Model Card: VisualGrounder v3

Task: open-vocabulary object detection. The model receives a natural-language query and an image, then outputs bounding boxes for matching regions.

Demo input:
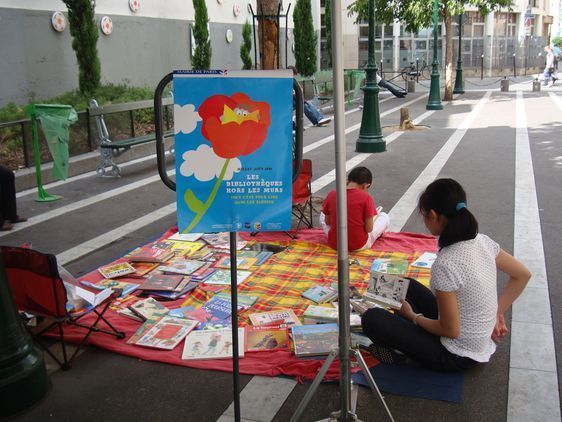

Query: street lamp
[356,0,385,153]
[453,8,465,94]
[426,0,443,110]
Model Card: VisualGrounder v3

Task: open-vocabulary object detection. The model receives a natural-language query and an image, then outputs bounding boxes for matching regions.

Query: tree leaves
[184,189,205,214]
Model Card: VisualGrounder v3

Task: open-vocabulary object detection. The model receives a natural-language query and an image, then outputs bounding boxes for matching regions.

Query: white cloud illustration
[174,104,201,135]
[180,144,241,182]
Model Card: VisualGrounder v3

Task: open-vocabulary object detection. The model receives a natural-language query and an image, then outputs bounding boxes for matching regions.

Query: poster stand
[154,72,304,422]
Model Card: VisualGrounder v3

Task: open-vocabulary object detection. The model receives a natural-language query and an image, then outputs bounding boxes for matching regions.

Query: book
[82,279,140,298]
[248,309,302,326]
[411,252,437,269]
[370,258,409,275]
[128,261,160,278]
[128,246,175,263]
[214,292,258,310]
[291,324,339,358]
[189,263,216,282]
[364,266,411,310]
[303,304,362,329]
[159,258,206,275]
[246,326,289,352]
[139,274,185,292]
[189,246,214,261]
[135,316,199,350]
[98,262,136,279]
[167,305,195,318]
[301,285,338,304]
[238,250,274,266]
[213,256,258,270]
[127,297,169,321]
[143,280,199,300]
[201,233,247,250]
[182,328,245,360]
[168,232,204,242]
[167,240,205,257]
[203,270,252,285]
[74,283,113,306]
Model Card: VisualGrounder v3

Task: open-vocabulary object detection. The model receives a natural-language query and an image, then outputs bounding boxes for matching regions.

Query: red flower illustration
[198,93,271,159]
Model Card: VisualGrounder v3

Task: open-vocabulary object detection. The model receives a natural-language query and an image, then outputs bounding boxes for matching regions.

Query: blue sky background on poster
[173,71,293,233]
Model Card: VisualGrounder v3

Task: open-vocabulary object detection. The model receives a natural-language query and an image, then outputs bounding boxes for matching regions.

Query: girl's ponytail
[418,179,478,249]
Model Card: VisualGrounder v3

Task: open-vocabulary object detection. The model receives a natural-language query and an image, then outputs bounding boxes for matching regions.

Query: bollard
[480,54,484,80]
[500,77,509,92]
[532,78,541,92]
[407,80,416,93]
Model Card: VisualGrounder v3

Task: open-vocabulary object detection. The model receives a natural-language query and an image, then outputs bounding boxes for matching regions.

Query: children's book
[213,256,258,270]
[74,283,113,306]
[127,297,169,321]
[246,326,289,352]
[301,285,338,304]
[168,232,204,242]
[128,246,175,263]
[364,267,410,310]
[238,250,274,266]
[203,270,252,285]
[82,279,140,297]
[128,261,160,278]
[138,274,185,292]
[168,240,205,257]
[98,262,136,279]
[291,324,339,358]
[167,305,195,318]
[159,259,206,275]
[202,233,247,250]
[201,295,244,321]
[135,316,199,350]
[410,252,437,269]
[182,327,245,360]
[189,263,216,282]
[189,246,214,261]
[302,305,339,324]
[248,309,301,326]
[214,292,258,310]
[143,280,199,300]
[370,258,409,275]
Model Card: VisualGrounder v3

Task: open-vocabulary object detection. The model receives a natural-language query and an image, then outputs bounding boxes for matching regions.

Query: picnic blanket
[50,228,437,382]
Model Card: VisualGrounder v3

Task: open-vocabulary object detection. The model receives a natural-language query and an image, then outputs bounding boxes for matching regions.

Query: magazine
[182,328,245,360]
[135,316,199,350]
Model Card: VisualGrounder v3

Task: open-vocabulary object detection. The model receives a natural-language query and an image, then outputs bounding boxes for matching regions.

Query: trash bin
[407,80,416,93]
[500,78,509,92]
[532,79,541,92]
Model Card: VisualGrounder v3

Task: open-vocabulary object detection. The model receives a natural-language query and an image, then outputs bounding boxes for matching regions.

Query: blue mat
[351,363,464,403]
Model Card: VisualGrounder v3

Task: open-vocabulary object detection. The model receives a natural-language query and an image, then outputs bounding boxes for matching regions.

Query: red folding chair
[290,158,314,238]
[1,246,124,370]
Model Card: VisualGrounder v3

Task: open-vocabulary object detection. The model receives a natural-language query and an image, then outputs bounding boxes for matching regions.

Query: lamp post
[453,8,465,94]
[426,0,443,110]
[356,0,385,153]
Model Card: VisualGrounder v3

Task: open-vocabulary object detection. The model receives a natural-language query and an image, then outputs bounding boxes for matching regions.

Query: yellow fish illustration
[221,104,260,125]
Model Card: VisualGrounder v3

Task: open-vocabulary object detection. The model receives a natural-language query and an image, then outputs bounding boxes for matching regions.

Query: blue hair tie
[456,202,467,212]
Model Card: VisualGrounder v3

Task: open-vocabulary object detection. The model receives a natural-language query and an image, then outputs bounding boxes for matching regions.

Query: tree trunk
[443,11,453,101]
[257,0,280,69]
[399,107,414,130]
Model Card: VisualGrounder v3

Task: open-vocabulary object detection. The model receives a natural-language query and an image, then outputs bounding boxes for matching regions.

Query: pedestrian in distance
[543,45,557,87]
[288,66,331,127]
[0,164,27,231]
[320,166,390,252]
[361,178,531,371]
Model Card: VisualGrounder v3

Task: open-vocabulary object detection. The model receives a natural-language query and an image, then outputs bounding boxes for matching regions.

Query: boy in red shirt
[320,167,389,251]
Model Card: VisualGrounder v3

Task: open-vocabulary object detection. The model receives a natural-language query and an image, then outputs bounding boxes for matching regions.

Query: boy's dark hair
[418,178,478,248]
[347,167,372,186]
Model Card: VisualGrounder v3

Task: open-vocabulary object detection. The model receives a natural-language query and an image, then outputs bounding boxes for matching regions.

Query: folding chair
[1,246,125,370]
[289,158,314,239]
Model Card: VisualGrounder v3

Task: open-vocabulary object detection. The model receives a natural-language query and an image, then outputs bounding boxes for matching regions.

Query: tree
[257,0,280,69]
[62,0,101,96]
[348,0,511,101]
[192,0,212,70]
[325,0,332,69]
[241,21,253,69]
[293,0,317,77]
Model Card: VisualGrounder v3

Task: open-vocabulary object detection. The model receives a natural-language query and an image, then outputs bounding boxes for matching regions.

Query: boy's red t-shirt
[322,188,377,251]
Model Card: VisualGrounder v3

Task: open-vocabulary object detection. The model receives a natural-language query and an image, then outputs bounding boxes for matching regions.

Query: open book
[363,271,410,310]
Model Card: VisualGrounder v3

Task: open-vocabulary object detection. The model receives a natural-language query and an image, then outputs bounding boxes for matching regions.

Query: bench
[89,98,174,177]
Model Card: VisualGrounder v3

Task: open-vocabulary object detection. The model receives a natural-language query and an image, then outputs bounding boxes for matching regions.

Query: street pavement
[3,77,561,421]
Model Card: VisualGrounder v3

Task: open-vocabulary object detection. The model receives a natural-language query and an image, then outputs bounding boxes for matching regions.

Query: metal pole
[453,9,465,94]
[416,57,419,83]
[426,0,443,110]
[481,54,484,80]
[229,233,241,422]
[513,53,516,78]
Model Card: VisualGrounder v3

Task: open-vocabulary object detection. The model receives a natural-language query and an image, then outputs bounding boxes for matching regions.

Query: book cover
[128,246,175,263]
[189,246,214,261]
[246,326,289,352]
[84,279,140,297]
[143,280,199,300]
[364,271,410,310]
[168,240,205,257]
[139,274,185,292]
[214,292,258,310]
[201,296,244,321]
[128,297,169,321]
[203,270,252,285]
[248,309,302,326]
[167,305,195,318]
[410,252,437,269]
[129,261,160,278]
[213,256,258,270]
[370,258,409,275]
[301,285,338,304]
[168,232,204,242]
[303,305,339,322]
[190,264,216,282]
[182,328,245,360]
[98,262,136,279]
[201,233,247,250]
[291,324,338,358]
[237,250,274,266]
[159,258,206,275]
[135,316,199,350]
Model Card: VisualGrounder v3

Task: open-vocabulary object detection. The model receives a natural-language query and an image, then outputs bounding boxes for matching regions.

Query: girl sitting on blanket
[320,166,390,252]
[361,178,531,371]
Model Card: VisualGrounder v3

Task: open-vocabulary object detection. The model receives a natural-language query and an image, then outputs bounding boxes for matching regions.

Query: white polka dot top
[430,233,500,362]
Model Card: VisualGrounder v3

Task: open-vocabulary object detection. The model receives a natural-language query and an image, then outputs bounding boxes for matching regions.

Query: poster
[173,70,293,233]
